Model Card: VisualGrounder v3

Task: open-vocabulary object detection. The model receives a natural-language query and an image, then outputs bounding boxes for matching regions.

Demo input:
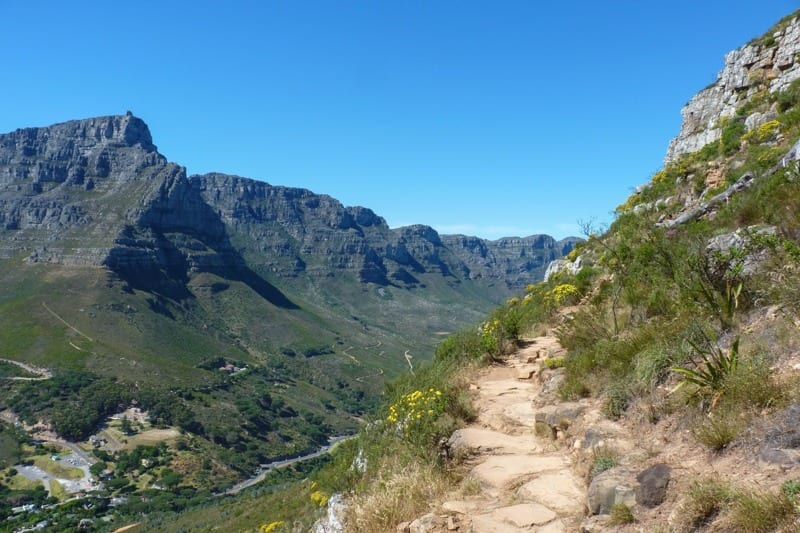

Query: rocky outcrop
[666,13,800,161]
[544,255,583,281]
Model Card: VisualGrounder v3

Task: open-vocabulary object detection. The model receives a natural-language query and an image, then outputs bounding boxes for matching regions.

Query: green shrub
[558,373,590,401]
[728,489,796,532]
[692,412,742,451]
[608,503,635,525]
[590,448,618,478]
[720,118,747,156]
[782,479,800,500]
[435,328,484,363]
[777,78,800,112]
[543,357,565,370]
[671,335,739,401]
[720,352,786,410]
[633,342,684,392]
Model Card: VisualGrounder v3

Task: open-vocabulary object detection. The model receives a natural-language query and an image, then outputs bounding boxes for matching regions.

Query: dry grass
[725,489,797,532]
[32,456,83,480]
[676,478,734,531]
[345,455,451,532]
[125,428,181,448]
[7,474,41,491]
[49,478,69,501]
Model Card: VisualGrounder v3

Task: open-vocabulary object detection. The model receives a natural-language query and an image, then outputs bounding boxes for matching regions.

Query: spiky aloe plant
[671,335,739,404]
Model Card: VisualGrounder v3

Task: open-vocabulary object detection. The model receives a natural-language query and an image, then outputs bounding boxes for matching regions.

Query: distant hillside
[0,113,576,483]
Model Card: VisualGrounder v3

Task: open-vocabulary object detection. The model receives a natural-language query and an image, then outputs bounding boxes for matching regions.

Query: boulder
[635,463,671,508]
[744,110,778,132]
[587,468,635,515]
[535,402,585,432]
[408,513,437,533]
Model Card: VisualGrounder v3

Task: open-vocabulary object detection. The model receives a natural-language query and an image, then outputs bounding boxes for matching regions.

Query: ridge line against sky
[2,1,798,240]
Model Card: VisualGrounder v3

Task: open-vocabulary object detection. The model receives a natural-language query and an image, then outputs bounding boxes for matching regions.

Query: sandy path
[437,336,586,532]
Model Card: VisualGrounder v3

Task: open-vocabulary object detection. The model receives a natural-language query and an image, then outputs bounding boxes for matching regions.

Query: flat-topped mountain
[0,113,576,477]
[0,114,575,293]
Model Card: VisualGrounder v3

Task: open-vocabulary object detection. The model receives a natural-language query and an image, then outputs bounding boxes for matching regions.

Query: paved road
[225,435,355,495]
[0,358,52,380]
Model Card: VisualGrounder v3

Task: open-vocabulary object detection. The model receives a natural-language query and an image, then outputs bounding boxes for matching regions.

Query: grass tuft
[692,412,742,451]
[727,489,797,532]
[678,478,735,530]
[345,455,450,532]
[608,503,635,525]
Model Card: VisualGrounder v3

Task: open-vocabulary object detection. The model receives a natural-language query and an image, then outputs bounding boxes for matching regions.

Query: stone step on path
[434,335,585,532]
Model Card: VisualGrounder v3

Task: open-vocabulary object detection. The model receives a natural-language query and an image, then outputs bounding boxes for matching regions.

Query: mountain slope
[0,113,575,483]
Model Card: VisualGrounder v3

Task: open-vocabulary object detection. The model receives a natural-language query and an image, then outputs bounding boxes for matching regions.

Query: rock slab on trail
[433,336,586,531]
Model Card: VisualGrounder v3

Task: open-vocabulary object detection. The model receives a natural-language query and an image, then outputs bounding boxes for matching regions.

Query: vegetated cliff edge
[666,12,800,161]
[0,113,577,296]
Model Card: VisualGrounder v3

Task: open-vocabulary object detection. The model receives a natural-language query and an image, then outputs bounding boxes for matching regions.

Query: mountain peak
[3,113,156,155]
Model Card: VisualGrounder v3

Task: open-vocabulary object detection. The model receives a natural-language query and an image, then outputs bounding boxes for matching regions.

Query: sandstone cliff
[0,115,576,297]
[666,12,800,161]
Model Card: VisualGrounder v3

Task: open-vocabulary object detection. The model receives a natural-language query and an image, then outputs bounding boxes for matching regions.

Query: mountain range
[0,113,575,473]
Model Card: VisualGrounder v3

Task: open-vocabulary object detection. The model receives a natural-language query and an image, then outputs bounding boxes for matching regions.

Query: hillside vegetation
[7,9,800,533]
[131,10,800,532]
[0,109,576,525]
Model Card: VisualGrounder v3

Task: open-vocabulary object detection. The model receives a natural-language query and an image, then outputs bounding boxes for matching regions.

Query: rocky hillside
[10,8,800,533]
[667,12,800,161]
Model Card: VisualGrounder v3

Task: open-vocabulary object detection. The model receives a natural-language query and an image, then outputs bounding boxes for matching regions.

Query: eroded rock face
[0,114,578,300]
[760,403,800,464]
[666,16,800,162]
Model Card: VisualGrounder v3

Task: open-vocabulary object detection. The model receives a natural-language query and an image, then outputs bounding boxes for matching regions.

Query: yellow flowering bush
[741,119,781,143]
[387,388,445,444]
[548,283,580,306]
[260,521,285,533]
[480,318,501,353]
[567,247,581,262]
[652,169,669,184]
[310,490,329,507]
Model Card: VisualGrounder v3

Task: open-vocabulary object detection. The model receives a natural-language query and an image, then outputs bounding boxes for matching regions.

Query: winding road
[0,358,52,381]
[225,435,354,495]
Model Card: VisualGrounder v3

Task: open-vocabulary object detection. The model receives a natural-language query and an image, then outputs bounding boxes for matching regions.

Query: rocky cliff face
[0,115,576,299]
[441,234,580,290]
[666,12,800,161]
[193,174,575,291]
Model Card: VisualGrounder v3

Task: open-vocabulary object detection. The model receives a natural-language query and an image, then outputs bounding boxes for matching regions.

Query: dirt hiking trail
[406,335,588,532]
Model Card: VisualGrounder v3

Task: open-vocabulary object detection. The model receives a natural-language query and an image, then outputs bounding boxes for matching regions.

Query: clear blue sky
[2,1,798,240]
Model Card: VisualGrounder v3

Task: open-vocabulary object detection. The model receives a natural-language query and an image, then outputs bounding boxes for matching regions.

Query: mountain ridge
[0,113,577,292]
[0,113,577,491]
